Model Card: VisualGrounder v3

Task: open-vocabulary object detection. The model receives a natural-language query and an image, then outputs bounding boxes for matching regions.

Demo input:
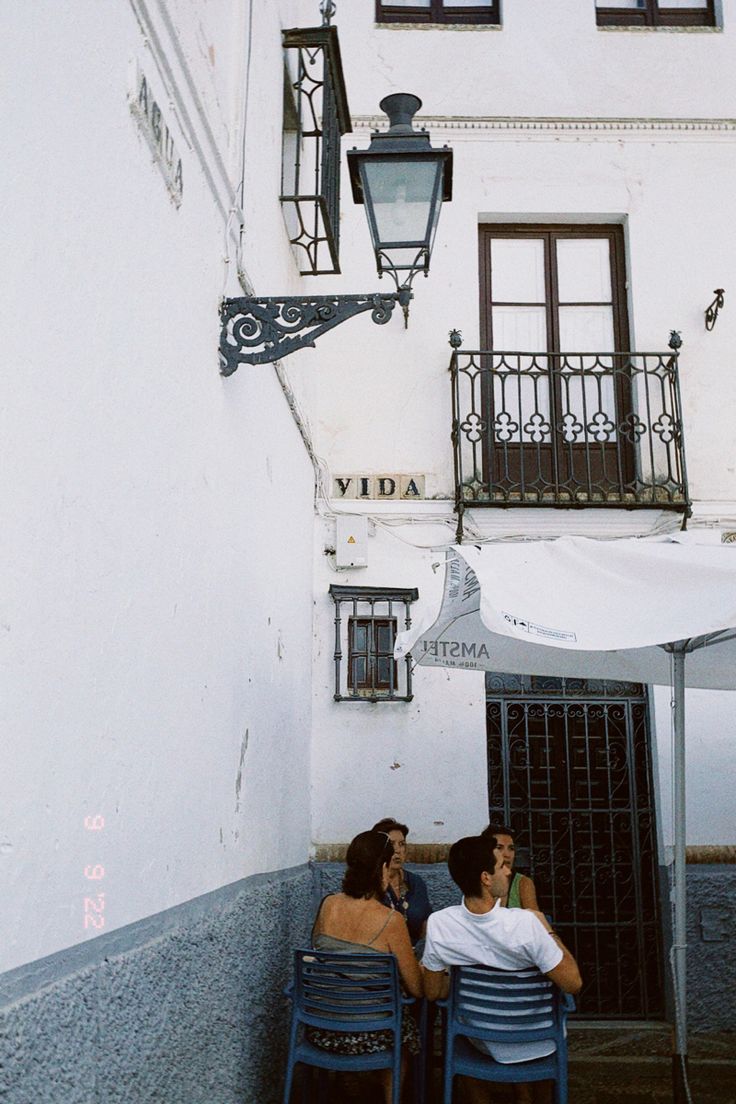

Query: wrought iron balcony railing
[450,338,690,540]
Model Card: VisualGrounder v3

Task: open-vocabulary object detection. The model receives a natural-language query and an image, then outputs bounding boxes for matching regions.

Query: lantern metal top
[347,93,453,206]
[347,93,453,290]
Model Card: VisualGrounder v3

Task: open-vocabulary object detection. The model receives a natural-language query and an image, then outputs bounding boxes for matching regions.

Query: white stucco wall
[347,1,734,120]
[1,1,315,973]
[294,126,736,510]
[4,0,735,976]
[310,512,490,846]
[652,686,736,848]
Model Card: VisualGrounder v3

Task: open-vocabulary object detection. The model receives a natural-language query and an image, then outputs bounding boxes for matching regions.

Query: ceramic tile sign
[333,475,425,500]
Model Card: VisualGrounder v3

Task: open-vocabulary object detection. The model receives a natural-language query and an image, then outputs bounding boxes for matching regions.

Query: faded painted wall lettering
[132,71,183,206]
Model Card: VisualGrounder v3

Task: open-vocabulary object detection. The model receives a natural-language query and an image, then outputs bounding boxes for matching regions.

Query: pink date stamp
[83,814,106,931]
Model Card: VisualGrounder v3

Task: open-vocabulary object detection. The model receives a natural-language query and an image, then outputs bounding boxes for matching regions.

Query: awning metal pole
[672,643,688,1100]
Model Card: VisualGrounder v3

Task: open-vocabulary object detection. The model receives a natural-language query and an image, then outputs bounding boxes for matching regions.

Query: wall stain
[235,729,249,812]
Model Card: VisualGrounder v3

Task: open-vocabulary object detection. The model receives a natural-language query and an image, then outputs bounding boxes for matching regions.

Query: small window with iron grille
[595,0,715,27]
[329,586,419,702]
[376,1,500,26]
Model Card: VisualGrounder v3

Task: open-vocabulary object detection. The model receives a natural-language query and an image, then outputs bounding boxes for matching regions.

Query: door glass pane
[492,304,547,348]
[556,239,612,303]
[384,0,430,6]
[352,622,368,651]
[444,0,494,6]
[490,239,546,303]
[559,307,616,441]
[558,305,615,351]
[376,623,393,652]
[491,307,550,443]
[351,657,366,686]
[659,1,708,7]
[597,1,644,7]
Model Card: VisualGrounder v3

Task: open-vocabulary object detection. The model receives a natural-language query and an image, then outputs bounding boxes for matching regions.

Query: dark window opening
[329,586,418,702]
[596,0,715,27]
[349,618,398,694]
[377,1,500,26]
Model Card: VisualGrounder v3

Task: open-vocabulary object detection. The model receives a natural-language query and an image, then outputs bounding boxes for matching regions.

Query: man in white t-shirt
[422,835,582,1104]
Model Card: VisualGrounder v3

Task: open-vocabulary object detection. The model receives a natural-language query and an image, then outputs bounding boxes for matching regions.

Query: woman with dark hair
[480,823,540,910]
[309,830,423,1101]
[372,817,432,945]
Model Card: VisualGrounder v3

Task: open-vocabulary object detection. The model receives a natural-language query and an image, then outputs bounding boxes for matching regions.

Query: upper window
[596,0,715,27]
[377,1,500,26]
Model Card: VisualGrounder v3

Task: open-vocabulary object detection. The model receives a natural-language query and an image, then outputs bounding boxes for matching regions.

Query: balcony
[450,344,690,540]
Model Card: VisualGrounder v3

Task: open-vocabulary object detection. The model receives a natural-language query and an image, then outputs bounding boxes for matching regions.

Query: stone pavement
[303,1025,736,1103]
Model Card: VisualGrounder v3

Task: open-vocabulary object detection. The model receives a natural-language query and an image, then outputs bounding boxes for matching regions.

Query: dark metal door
[486,673,664,1018]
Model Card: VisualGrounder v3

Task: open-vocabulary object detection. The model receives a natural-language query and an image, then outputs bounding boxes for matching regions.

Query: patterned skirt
[306,1012,421,1056]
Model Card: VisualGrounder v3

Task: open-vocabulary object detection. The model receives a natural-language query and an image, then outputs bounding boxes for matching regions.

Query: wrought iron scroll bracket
[219,289,412,373]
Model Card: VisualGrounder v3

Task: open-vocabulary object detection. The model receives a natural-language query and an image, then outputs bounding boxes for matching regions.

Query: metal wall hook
[705,289,725,331]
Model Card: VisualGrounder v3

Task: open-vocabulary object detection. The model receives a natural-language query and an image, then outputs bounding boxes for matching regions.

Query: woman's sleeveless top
[507,871,522,908]
[312,900,394,952]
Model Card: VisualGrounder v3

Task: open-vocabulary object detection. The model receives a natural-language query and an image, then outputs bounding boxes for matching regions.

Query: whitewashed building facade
[1,1,734,1101]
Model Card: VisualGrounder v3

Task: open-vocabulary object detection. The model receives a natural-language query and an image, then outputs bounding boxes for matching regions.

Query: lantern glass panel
[361,158,442,247]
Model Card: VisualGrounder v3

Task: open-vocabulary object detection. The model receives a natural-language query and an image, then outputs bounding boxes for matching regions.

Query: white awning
[395,533,736,689]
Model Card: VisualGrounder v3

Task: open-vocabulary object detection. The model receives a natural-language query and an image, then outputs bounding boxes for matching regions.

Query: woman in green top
[481,823,540,910]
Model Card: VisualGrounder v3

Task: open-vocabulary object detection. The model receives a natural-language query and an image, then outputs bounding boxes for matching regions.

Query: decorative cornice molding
[351,115,736,136]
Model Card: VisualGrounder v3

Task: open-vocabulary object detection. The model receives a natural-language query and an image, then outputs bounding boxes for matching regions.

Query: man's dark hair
[448,835,495,898]
[480,823,515,841]
[343,831,395,899]
[372,817,409,838]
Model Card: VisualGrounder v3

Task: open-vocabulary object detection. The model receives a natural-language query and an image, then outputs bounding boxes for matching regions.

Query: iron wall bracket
[219,289,412,373]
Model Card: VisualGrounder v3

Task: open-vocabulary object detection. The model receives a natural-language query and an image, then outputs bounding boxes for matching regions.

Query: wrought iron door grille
[486,674,664,1019]
[450,347,690,536]
[281,27,351,275]
[329,585,418,702]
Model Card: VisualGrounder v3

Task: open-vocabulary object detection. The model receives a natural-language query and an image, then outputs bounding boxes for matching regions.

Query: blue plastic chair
[440,965,574,1104]
[282,947,410,1104]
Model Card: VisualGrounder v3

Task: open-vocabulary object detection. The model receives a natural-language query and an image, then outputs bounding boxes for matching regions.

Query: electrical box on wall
[335,515,368,569]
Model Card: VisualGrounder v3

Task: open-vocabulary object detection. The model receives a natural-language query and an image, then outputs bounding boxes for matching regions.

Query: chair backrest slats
[291,948,402,1034]
[449,965,565,1046]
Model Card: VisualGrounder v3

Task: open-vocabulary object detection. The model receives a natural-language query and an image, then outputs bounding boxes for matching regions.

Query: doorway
[486,671,664,1018]
[478,224,635,500]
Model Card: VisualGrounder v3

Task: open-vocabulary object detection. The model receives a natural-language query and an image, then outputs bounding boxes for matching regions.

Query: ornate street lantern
[220,90,453,371]
[347,94,453,289]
